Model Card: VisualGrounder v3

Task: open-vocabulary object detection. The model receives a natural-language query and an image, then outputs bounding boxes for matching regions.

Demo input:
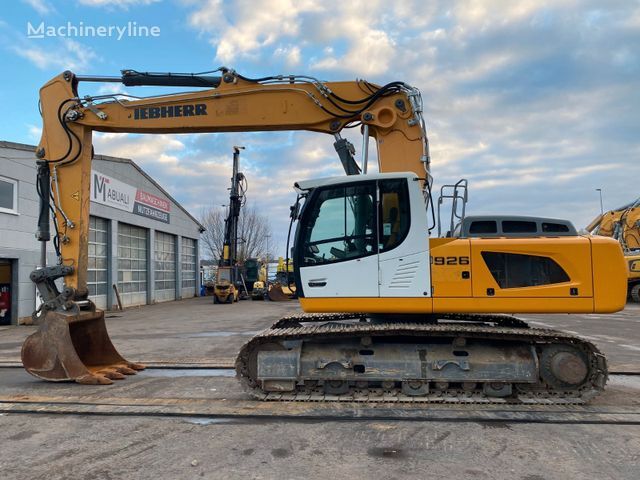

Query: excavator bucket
[267,283,293,302]
[21,309,144,385]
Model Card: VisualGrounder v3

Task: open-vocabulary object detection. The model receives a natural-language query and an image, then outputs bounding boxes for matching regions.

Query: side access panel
[429,238,472,297]
[469,237,593,299]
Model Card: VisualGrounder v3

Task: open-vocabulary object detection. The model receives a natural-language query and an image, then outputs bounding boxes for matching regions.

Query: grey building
[0,141,203,325]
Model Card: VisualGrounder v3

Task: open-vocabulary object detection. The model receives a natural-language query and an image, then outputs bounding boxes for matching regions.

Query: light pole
[596,188,604,215]
[265,234,271,285]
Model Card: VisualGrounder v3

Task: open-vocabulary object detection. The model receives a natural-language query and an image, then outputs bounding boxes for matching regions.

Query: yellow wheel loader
[22,67,626,403]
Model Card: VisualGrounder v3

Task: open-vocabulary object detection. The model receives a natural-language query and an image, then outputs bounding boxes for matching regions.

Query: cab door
[297,181,379,298]
[377,178,431,298]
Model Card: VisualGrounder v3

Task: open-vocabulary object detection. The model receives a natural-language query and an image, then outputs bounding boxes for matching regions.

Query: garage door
[181,237,196,298]
[118,223,148,307]
[88,216,108,309]
[154,231,176,302]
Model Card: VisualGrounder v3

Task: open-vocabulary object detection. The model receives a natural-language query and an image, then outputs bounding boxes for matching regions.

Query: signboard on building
[91,170,171,223]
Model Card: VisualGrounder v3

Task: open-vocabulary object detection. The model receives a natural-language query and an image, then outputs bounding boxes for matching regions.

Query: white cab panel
[379,251,430,297]
[299,253,379,297]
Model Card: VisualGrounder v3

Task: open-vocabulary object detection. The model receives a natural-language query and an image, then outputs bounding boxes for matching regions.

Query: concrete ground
[0,297,638,479]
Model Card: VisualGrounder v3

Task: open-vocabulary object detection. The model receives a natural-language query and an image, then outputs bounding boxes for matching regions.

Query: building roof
[0,140,205,231]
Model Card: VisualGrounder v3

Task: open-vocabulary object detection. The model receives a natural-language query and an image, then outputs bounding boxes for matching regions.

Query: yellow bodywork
[300,235,627,314]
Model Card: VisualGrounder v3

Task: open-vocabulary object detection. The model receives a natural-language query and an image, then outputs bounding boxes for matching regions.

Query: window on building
[154,231,176,291]
[118,223,148,294]
[182,237,196,289]
[88,216,108,297]
[0,176,18,215]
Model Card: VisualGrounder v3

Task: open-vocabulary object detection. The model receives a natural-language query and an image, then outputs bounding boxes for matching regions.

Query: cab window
[379,179,410,253]
[302,182,376,265]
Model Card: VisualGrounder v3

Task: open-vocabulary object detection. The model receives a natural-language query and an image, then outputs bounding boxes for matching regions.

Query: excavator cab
[293,172,431,302]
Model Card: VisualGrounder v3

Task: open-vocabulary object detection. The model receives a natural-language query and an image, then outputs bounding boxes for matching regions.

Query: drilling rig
[213,146,247,304]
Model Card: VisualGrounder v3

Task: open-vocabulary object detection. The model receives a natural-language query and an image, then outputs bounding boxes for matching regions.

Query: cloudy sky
[1,0,639,256]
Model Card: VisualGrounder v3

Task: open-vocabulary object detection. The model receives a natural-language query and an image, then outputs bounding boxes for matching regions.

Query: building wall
[0,143,58,324]
[0,141,203,324]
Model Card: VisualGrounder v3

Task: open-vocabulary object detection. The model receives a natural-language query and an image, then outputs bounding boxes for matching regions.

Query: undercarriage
[236,313,607,405]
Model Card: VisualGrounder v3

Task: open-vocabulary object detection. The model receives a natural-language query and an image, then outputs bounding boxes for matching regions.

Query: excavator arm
[24,68,430,384]
[36,68,429,295]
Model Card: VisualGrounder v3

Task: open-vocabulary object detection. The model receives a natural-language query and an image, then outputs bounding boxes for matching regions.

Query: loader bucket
[267,283,292,302]
[21,309,144,385]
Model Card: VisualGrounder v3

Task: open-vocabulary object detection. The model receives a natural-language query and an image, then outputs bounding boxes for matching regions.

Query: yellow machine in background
[267,257,296,301]
[213,266,239,304]
[250,264,268,300]
[213,147,246,305]
[587,197,640,302]
[21,66,626,403]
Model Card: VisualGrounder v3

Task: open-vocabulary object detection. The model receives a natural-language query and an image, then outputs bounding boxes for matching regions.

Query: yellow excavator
[22,67,626,403]
[587,198,640,302]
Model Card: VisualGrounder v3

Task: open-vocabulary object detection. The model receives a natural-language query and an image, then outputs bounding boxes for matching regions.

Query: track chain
[236,313,607,405]
[271,312,530,329]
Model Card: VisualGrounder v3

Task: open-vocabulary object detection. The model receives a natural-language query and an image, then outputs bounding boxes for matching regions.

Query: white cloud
[97,83,129,95]
[13,39,97,71]
[92,133,185,165]
[22,0,53,15]
[27,124,42,141]
[273,45,301,68]
[189,0,320,63]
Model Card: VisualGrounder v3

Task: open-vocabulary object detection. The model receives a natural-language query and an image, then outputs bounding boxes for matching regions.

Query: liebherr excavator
[23,67,626,404]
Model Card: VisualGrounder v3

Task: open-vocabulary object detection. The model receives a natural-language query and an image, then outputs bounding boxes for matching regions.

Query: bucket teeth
[99,369,126,380]
[75,373,114,385]
[114,365,137,375]
[127,362,146,371]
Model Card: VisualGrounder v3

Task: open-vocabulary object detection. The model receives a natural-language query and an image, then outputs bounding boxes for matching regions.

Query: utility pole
[265,234,271,285]
[596,188,604,215]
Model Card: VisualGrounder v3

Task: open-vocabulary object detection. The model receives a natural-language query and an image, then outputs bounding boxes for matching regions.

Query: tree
[200,205,273,263]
